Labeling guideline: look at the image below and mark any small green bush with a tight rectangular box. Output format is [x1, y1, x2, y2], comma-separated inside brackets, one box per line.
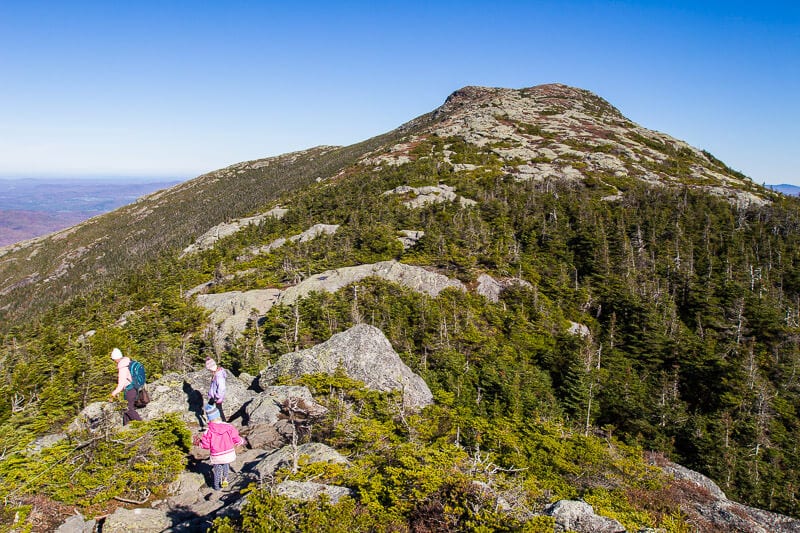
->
[0, 414, 190, 507]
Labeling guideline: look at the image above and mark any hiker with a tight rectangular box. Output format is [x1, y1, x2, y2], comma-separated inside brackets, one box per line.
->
[109, 347, 142, 425]
[194, 403, 243, 491]
[206, 358, 228, 422]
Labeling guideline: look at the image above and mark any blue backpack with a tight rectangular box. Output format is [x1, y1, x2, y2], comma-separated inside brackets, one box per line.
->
[129, 360, 146, 390]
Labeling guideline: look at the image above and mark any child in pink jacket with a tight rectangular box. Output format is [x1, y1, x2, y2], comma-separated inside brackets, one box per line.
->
[195, 403, 243, 490]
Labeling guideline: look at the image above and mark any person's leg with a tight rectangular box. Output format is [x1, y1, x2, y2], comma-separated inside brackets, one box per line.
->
[212, 463, 224, 490]
[221, 463, 230, 488]
[124, 388, 142, 425]
[217, 402, 226, 422]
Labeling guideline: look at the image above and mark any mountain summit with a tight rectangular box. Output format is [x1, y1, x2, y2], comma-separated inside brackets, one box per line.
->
[0, 84, 771, 320]
[370, 83, 763, 205]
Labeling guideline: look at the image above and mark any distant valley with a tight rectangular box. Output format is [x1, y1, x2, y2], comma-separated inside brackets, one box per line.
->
[0, 177, 181, 246]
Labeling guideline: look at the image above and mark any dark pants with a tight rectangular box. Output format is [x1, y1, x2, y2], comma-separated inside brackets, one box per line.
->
[124, 387, 142, 425]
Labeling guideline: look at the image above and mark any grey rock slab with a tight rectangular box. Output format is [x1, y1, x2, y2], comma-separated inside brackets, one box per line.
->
[55, 514, 96, 533]
[194, 289, 281, 355]
[181, 206, 287, 256]
[101, 507, 172, 532]
[128, 370, 256, 426]
[260, 323, 434, 409]
[26, 432, 67, 454]
[165, 472, 207, 507]
[68, 401, 122, 433]
[476, 273, 532, 303]
[244, 385, 317, 425]
[661, 460, 727, 500]
[246, 223, 339, 257]
[274, 480, 354, 503]
[278, 260, 465, 306]
[254, 442, 348, 478]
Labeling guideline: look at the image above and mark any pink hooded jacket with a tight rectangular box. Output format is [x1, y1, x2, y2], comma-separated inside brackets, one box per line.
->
[199, 421, 243, 464]
[111, 357, 133, 396]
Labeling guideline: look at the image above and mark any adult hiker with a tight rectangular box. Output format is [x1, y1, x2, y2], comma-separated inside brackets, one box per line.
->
[205, 357, 228, 422]
[194, 403, 243, 491]
[109, 347, 142, 425]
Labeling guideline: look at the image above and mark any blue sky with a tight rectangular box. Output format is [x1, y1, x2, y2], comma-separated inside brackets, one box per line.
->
[1, 1, 798, 184]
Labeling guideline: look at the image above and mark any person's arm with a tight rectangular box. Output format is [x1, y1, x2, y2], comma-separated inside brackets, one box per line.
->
[110, 363, 130, 397]
[232, 427, 243, 447]
[209, 370, 227, 403]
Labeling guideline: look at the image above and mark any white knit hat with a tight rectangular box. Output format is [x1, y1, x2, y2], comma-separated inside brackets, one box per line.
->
[111, 348, 123, 360]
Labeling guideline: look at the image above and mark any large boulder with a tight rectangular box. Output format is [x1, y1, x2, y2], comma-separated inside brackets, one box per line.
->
[656, 458, 800, 532]
[194, 289, 281, 355]
[274, 480, 353, 503]
[240, 423, 285, 450]
[101, 507, 172, 532]
[55, 513, 96, 533]
[661, 460, 727, 500]
[543, 500, 625, 533]
[163, 472, 208, 509]
[397, 229, 424, 249]
[243, 385, 319, 425]
[476, 273, 532, 303]
[260, 324, 434, 410]
[68, 401, 122, 433]
[254, 442, 348, 478]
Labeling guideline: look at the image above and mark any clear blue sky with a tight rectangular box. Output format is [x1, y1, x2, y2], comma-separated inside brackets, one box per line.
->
[1, 1, 798, 184]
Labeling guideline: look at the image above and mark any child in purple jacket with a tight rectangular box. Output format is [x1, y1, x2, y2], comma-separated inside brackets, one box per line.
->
[205, 358, 228, 422]
[194, 404, 243, 490]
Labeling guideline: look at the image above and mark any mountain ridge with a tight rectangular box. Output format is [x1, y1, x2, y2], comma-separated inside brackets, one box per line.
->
[0, 83, 775, 321]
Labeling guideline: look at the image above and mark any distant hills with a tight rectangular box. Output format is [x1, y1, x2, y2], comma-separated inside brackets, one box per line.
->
[767, 183, 800, 196]
[0, 178, 181, 246]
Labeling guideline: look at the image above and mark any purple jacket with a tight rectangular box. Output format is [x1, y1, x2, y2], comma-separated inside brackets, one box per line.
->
[208, 367, 227, 404]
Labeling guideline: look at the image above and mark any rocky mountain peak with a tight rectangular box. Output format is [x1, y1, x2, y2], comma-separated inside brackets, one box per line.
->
[363, 83, 769, 207]
[438, 83, 623, 121]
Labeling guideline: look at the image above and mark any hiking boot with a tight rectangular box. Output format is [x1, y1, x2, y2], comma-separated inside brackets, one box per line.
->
[221, 479, 229, 489]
